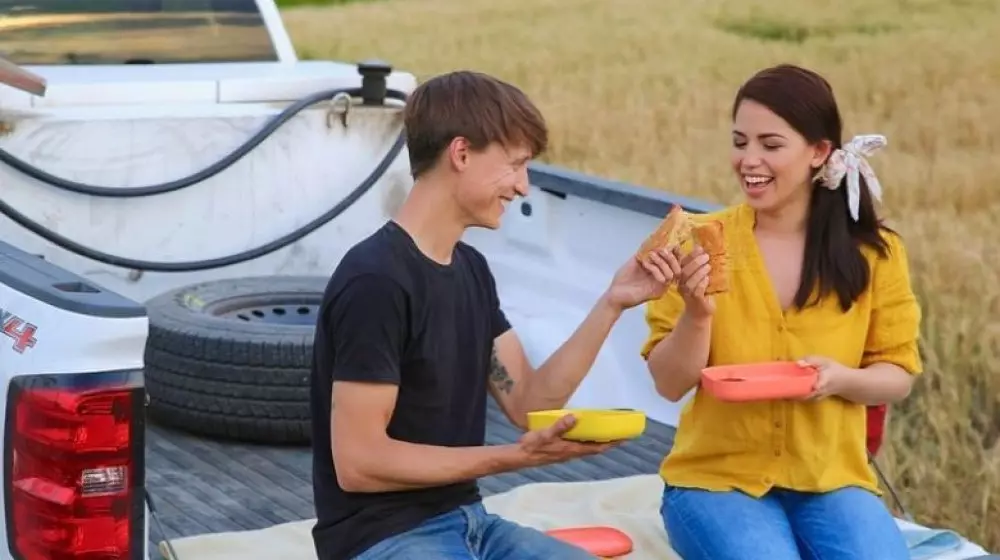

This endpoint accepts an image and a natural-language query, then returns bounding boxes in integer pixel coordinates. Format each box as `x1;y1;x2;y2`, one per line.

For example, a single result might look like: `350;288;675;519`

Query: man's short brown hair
402;70;548;179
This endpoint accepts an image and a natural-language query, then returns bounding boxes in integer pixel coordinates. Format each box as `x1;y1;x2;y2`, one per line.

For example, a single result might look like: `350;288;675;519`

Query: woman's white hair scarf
815;134;886;222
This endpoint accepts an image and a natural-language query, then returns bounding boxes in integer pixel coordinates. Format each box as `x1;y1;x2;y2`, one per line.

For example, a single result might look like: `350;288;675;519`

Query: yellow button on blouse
640;203;922;497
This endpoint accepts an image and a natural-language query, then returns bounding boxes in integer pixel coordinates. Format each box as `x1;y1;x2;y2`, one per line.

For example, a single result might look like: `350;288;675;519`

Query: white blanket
158;475;990;559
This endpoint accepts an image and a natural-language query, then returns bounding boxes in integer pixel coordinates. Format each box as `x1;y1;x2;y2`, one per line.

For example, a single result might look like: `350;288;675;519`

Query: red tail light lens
5;371;145;560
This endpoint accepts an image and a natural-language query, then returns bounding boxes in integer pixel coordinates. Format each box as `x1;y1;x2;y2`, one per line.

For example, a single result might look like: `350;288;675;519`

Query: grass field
281;0;1000;550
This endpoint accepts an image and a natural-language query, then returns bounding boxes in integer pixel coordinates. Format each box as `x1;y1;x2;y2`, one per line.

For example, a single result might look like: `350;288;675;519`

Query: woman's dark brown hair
733;64;891;312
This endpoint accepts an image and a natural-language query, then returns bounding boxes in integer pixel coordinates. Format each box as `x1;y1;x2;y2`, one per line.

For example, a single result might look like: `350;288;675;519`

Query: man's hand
606;247;682;310
515;413;617;467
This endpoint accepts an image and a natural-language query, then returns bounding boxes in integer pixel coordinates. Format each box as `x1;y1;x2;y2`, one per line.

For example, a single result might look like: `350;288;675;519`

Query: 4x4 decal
0;308;38;354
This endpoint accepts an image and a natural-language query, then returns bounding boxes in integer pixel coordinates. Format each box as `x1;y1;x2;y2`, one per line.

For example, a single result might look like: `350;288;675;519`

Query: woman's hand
677;246;715;320
797;356;858;400
797;357;914;404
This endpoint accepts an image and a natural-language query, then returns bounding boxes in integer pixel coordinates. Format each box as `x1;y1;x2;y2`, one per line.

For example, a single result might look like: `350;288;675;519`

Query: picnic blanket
158;474;990;559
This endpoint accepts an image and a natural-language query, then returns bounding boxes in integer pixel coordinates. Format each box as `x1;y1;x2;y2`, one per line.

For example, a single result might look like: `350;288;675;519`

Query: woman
641;64;921;560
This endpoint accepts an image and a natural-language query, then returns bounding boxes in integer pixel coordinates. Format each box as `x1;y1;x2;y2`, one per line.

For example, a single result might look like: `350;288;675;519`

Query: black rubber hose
0;132;406;272
0;87;407;197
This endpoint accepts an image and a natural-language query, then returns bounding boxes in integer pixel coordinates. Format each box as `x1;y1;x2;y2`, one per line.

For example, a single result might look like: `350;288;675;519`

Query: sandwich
635;205;692;264
692;220;729;295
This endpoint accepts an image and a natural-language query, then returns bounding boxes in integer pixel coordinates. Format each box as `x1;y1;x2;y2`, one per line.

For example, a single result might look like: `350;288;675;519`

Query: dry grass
283;0;1000;549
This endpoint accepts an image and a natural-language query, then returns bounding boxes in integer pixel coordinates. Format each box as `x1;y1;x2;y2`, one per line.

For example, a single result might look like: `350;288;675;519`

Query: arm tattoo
489;345;515;395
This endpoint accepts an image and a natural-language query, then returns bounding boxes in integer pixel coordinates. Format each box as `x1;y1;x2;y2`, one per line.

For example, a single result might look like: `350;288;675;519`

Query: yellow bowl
526;408;647;443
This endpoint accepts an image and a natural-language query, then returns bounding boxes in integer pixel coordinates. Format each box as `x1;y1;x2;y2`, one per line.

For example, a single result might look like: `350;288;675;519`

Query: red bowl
701;361;818;402
545;526;634;557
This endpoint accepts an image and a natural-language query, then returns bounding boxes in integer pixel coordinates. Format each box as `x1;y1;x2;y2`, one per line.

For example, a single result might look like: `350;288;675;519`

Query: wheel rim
205;293;322;326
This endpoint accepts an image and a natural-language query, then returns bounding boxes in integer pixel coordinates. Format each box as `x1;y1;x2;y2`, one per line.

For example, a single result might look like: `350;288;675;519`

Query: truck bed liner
146;399;676;553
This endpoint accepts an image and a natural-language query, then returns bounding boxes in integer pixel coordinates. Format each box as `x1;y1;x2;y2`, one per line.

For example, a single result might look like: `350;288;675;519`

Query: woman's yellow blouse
640;203;922;496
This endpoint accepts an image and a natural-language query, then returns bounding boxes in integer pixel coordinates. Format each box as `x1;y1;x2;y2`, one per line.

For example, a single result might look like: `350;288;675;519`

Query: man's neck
393;178;467;265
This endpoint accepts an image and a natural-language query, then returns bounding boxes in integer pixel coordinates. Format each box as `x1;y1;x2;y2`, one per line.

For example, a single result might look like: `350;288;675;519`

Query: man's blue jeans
353;502;594;559
661;484;910;560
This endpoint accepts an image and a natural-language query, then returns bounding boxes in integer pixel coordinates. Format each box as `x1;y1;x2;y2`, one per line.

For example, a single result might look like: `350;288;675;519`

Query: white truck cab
1;0;296;66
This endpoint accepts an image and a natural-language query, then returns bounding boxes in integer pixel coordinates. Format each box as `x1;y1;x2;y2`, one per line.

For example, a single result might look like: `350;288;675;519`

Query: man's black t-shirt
310;220;512;559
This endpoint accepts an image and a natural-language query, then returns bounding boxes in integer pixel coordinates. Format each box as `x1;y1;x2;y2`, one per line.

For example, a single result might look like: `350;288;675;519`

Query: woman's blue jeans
661;484;910;560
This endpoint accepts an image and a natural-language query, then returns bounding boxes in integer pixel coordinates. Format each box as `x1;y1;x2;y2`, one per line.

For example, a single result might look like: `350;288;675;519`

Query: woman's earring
811;164;827;186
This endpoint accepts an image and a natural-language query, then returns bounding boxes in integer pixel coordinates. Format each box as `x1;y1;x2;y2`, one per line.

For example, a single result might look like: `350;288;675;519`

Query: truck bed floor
146;399;675;555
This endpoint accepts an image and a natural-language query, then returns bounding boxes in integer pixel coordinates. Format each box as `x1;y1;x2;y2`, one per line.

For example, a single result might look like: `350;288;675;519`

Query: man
310;70;679;559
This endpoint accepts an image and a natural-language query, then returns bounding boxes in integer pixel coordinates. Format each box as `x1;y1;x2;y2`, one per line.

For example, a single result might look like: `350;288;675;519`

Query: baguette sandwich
635;205;693;264
692;220;729;295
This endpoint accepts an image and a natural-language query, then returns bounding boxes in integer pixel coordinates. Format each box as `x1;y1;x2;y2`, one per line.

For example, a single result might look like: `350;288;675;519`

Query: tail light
4;370;145;560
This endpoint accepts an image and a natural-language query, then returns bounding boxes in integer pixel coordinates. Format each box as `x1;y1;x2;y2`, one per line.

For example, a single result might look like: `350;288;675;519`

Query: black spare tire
143;276;328;445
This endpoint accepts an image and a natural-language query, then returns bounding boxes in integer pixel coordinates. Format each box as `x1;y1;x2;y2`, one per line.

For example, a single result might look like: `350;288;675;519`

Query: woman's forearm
837;362;915;405
646;312;713;402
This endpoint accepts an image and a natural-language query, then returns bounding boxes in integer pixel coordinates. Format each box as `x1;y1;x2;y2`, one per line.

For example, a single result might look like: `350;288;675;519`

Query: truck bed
145;398;676;555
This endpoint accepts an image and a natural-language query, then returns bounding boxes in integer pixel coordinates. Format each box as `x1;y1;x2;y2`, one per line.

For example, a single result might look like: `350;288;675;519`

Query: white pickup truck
0;1;993;559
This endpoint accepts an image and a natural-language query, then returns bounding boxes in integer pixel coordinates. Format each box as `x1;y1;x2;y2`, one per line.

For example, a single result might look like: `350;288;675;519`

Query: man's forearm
337;438;526;493
837;363;915;405
515;293;623;414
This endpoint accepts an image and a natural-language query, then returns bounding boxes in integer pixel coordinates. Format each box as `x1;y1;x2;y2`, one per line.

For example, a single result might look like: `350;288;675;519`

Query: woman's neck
753;192;810;236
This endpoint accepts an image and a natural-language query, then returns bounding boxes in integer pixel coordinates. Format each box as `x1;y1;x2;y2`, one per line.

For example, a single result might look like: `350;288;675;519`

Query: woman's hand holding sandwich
677;246;715;321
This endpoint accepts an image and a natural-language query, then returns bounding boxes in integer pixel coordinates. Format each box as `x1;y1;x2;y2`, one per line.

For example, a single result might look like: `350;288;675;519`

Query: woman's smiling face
730;99;830;214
